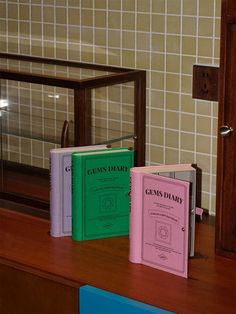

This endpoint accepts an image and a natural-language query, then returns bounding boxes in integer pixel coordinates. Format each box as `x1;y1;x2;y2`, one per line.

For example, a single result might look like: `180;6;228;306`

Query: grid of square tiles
0;0;221;214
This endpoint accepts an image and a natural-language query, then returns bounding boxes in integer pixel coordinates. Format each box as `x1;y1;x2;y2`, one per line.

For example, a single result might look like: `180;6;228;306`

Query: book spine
72;155;84;241
50;152;62;237
129;170;143;263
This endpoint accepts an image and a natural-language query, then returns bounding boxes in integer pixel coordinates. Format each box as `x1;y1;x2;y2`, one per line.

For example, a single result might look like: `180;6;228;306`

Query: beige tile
150;145;164;164
199;0;214;17
152;15;165;33
198;38;213;57
166;35;181;54
151;128;164;146
180;150;195;163
165;129;179;148
81;0;93;8
152;34;165;52
196;135;211;154
137;0;150;12
181;113;195;132
181;75;192;94
8;3;18;20
108;11;121;29
68;8;80;25
122;0;135;11
43;23;54;40
31;22;42;39
150;108;164;127
136;51;151;69
43;6;54;23
94;0;107;9
151;90;164;109
95;48;107;64
196;115;211;135
181;56;196;75
20;38;30;54
151;53;164;71
43;41;54;58
166;54;180;73
94;11;107;28
167;16;181;34
199;18;214;37
183;0;198;15
21;154;32;165
108;30;121;48
151;72;164;90
8;20;18;36
108;0;121;10
180;132;195;151
31;5;42;22
152;1;165;14
165;148;179;164
165;111;179;130
166;92;179;111
68;26;80;43
0;3;6;19
182;17;197;36
122;13;135;30
196;100;211;116
19;4;30;20
182;36;196;55
137;32;151;51
167;0;181;14
121;50;135;68
32;157;44;168
137;14;151;32
166;73;180;92
122;31;135;50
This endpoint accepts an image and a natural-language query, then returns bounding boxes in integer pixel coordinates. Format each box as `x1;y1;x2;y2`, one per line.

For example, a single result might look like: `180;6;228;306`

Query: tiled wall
0;0;221;214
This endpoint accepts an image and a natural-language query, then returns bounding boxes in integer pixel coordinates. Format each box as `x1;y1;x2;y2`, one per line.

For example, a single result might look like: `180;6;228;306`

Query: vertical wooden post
134;71;146;166
74;88;92;146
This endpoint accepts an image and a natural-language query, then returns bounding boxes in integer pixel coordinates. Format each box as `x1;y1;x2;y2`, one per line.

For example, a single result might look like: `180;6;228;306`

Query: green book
72;148;134;241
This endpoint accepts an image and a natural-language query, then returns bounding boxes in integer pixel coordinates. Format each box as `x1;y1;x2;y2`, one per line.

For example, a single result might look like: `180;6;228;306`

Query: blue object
79;285;174;314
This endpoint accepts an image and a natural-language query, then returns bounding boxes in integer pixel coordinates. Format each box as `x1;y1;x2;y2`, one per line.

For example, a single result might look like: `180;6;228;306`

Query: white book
50;145;108;237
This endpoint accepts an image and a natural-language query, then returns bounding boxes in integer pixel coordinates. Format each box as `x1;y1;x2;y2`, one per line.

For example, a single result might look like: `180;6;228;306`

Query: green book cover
72;148;134;241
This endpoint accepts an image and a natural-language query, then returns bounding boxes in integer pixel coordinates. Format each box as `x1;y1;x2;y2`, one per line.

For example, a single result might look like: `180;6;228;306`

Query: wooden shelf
0;207;236;314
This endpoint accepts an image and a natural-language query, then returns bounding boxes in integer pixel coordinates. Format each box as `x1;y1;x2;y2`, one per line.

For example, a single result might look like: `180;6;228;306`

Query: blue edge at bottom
79;285;174;314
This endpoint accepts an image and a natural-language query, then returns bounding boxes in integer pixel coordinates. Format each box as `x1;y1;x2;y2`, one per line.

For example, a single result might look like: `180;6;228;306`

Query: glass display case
0;53;146;212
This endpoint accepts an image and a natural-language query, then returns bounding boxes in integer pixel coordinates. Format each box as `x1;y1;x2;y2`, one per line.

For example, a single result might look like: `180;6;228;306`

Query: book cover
129;166;192;278
72;148;134;241
50;145;108;237
130;164;196;257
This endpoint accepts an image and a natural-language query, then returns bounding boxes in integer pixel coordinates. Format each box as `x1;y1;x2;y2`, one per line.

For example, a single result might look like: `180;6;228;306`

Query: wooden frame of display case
0;53;146;212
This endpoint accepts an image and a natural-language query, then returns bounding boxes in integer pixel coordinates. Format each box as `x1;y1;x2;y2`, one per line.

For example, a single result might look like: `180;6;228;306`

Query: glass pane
91;82;135;148
0;79;74;204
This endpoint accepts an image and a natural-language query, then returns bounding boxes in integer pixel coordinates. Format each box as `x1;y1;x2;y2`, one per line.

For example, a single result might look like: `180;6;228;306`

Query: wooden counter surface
0;207;236;314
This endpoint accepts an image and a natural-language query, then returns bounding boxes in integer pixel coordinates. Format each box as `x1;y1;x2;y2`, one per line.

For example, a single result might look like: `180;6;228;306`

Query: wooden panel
0;264;78;314
216;0;236;258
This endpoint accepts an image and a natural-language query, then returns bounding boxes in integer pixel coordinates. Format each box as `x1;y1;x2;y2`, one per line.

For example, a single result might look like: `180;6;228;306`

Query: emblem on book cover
155;221;171;245
99;194;117;212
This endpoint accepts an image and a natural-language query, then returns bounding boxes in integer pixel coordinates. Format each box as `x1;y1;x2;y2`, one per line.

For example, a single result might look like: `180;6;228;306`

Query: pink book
129;166;191;278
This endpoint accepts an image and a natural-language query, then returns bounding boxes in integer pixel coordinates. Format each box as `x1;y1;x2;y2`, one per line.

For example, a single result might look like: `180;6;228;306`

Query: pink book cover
129;171;189;278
